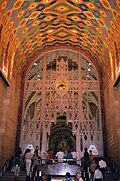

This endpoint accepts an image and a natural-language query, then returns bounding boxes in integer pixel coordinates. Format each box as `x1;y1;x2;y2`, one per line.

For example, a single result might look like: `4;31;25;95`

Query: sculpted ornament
56;79;68;96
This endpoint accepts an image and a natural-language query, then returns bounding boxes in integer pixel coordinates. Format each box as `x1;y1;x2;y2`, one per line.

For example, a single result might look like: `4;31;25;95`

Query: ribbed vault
0;0;120;79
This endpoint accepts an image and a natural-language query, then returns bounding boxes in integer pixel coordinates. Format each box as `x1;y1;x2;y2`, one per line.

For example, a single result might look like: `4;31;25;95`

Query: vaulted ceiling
0;0;120;77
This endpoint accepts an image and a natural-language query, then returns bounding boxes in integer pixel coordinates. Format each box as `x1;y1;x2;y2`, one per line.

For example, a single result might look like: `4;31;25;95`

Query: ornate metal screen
20;49;103;156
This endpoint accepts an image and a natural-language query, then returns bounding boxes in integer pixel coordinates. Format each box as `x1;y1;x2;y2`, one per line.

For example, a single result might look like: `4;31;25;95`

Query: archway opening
20;49;103;157
49;118;76;154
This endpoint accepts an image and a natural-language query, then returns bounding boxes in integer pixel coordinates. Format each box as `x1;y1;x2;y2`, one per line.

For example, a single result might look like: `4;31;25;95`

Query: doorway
49;119;76;154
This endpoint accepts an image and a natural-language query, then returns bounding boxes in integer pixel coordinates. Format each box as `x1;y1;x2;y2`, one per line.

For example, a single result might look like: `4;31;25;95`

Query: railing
31;158;120;181
107;159;119;174
33;158;81;165
0;157;119;181
0;159;10;177
31;158;81;180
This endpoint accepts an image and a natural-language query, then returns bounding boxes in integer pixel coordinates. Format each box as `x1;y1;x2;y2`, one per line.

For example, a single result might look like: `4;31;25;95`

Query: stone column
41;54;47;152
76;54;83;158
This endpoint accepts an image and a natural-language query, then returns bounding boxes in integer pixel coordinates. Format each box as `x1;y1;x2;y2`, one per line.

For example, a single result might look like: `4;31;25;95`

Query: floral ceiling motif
0;0;120;71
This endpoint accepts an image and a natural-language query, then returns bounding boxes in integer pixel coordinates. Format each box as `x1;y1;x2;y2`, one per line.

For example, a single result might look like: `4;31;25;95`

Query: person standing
12;147;22;176
64;172;72;181
55;149;65;162
98;157;107;181
84;148;89;162
15;147;22;158
71;150;77;165
75;172;84;181
90;160;97;181
41;150;48;164
83;148;90;180
15;147;22;168
25;149;33;176
89;150;94;162
34;145;41;158
93;166;103;181
48;148;54;164
65;150;73;165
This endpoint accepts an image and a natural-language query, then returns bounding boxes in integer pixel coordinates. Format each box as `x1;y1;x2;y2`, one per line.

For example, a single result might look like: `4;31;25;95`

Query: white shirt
71;151;77;159
99;160;107;168
56;151;64;159
25;152;33;160
78;178;84;181
94;169;103;180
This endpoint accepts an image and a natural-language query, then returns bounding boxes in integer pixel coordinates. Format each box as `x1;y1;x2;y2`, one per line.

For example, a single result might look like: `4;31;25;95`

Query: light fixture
88;68;91;71
34;62;37;65
89;62;91;66
48;29;53;33
71;29;77;33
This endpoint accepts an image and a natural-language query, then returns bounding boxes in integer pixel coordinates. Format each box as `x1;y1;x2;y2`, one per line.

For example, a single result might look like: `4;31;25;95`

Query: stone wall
0;74;20;168
104;78;120;168
0;75;7;168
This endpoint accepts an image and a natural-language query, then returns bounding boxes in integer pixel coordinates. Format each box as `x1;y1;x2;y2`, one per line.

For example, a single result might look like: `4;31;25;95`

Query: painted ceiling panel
0;0;120;69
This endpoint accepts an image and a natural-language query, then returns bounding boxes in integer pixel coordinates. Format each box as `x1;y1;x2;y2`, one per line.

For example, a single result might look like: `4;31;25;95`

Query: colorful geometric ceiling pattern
0;0;120;70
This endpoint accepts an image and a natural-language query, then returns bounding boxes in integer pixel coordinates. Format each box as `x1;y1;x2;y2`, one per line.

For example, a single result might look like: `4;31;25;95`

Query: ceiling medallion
56;79;68;95
55;5;69;13
58;32;66;37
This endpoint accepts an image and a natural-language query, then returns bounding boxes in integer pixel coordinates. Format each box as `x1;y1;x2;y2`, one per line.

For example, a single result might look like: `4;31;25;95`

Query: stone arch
49;121;76;154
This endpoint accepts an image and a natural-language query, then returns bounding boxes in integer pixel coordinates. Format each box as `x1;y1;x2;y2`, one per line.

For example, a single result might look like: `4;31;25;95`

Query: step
0;171;27;181
1;175;26;181
105;176;119;181
105;172;119;180
1;174;119;181
4;171;26;176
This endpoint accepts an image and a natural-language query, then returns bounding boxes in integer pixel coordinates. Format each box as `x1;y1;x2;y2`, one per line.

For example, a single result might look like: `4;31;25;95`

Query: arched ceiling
0;0;120;73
